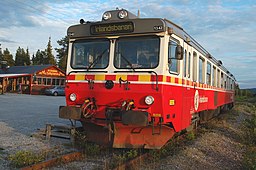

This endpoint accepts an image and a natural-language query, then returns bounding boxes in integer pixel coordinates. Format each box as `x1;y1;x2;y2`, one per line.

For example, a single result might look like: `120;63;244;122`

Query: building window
206;62;211;85
52;78;56;85
60;79;65;85
47;78;51;85
56;79;60;85
37;78;42;85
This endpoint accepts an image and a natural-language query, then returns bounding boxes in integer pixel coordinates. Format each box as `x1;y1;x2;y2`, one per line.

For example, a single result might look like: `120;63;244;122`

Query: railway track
21;114;221;170
21;151;83;170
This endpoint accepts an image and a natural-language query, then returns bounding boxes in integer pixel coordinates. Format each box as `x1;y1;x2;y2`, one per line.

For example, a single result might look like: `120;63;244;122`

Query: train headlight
118;10;128;19
69;93;77;102
145;96;154;105
102;12;111;20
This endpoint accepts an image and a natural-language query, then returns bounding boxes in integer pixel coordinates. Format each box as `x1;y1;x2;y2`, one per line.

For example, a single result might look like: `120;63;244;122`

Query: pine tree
0;44;3;61
55;36;68;71
15;47;24;66
25;48;31;66
45;37;56;65
32;50;45;65
2;48;15;66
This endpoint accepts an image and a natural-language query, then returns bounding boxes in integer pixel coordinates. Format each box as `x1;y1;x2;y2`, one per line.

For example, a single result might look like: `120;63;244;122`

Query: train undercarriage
59;102;233;149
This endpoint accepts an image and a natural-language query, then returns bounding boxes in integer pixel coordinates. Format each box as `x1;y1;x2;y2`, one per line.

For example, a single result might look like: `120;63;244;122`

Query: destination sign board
90;22;134;35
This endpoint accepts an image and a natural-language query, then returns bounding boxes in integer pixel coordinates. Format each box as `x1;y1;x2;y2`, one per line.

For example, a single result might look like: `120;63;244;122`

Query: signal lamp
69;93;77;102
102;12;112;20
145;95;154;105
118;10;128;19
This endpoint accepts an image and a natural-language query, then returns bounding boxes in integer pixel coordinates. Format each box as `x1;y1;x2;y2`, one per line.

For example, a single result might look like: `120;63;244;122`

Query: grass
236;96;256;169
108;149;139;169
8;150;45;168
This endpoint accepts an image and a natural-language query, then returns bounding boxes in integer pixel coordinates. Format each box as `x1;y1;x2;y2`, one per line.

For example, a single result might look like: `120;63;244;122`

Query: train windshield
114;36;160;69
71;39;110;69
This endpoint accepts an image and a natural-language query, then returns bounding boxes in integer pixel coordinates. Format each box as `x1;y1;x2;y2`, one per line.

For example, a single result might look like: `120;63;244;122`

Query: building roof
0;73;30;78
0;65;55;75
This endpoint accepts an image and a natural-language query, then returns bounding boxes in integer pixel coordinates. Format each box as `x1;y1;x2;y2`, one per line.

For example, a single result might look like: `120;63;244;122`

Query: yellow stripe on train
116;75;127;81
138;75;151;82
75;75;85;80
95;75;105;81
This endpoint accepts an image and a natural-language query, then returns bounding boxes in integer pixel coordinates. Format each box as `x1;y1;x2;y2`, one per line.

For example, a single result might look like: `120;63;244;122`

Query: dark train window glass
212;66;216;87
221;72;224;88
71;39;110;69
114;36;160;69
199;57;204;83
206;62;211;85
188;52;191;78
193;52;197;81
184;50;187;77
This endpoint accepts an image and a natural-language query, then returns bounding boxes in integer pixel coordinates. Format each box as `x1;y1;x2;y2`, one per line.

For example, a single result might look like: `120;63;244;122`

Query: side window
206;62;211;85
199;57;205;83
193;52;197;81
184;50;187;77
168;41;179;74
221;72;224;88
217;69;220;87
188;52;191;78
212;66;216;87
224;74;227;89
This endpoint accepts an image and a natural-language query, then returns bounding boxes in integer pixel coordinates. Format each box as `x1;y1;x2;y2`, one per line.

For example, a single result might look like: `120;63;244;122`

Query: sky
0;0;255;89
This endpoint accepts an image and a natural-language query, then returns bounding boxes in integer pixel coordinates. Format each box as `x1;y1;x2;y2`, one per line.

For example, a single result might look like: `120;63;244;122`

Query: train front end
59;9;177;149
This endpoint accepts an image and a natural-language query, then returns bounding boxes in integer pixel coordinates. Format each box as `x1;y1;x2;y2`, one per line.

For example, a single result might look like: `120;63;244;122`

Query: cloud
0;0;44;27
0;0;255;88
0;37;16;44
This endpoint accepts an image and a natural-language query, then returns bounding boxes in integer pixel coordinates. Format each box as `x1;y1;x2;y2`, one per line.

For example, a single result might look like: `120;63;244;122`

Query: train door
181;43;193;129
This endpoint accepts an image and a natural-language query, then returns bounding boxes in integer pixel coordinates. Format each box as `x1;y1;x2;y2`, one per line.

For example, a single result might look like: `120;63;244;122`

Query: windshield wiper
87;49;108;71
120;52;135;71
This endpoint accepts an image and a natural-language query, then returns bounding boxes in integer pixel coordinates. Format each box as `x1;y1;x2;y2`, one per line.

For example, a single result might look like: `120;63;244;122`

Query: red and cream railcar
59;9;236;149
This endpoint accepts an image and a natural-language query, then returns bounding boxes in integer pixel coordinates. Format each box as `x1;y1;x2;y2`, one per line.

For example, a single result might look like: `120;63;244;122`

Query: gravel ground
141;108;248;170
0;94;252;170
0;93;67;135
0;94;71;169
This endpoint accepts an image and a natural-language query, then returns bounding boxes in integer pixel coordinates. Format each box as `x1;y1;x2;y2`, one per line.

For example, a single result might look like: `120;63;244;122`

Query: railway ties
45;123;77;142
33;123;80;142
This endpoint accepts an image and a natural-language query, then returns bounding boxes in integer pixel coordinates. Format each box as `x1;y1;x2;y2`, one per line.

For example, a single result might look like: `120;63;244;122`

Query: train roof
67;9;235;80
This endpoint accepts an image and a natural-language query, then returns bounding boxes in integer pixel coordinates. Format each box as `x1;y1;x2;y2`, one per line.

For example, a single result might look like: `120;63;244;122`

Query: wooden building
0;65;65;94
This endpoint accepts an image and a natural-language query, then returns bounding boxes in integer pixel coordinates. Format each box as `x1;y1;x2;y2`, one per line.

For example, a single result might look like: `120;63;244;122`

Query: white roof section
0;74;30;78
